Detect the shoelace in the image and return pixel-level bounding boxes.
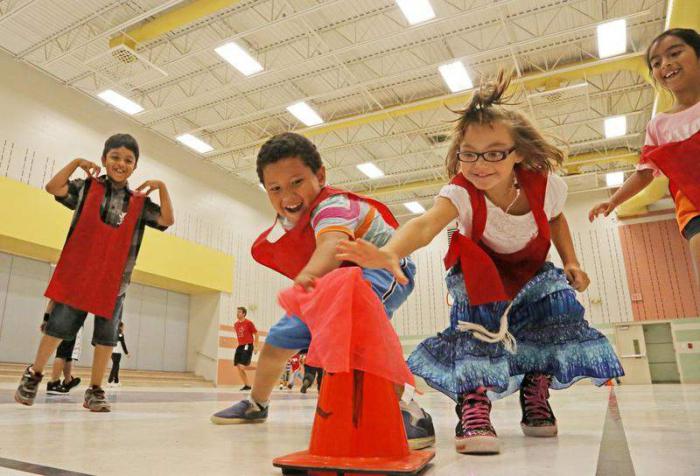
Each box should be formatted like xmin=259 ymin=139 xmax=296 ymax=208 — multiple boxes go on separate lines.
xmin=461 ymin=388 xmax=492 ymax=431
xmin=523 ymin=375 xmax=552 ymax=420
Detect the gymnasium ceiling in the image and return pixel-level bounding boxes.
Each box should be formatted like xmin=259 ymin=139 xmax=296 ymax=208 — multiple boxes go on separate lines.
xmin=0 ymin=0 xmax=668 ymax=218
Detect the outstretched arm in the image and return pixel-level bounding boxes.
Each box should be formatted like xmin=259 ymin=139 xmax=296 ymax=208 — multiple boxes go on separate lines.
xmin=294 ymin=230 xmax=350 ymax=290
xmin=589 ymin=169 xmax=654 ymax=221
xmin=337 ymin=197 xmax=458 ymax=284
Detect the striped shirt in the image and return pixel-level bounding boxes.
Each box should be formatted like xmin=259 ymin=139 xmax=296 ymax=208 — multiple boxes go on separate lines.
xmin=56 ymin=175 xmax=167 ymax=295
xmin=310 ymin=194 xmax=395 ymax=247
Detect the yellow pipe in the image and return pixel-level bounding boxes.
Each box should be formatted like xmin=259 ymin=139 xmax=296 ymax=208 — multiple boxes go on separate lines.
xmin=615 ymin=0 xmax=699 ymax=217
xmin=304 ymin=53 xmax=648 ymax=139
xmin=109 ymin=0 xmax=242 ymax=49
xmin=365 ymin=150 xmax=640 ymax=197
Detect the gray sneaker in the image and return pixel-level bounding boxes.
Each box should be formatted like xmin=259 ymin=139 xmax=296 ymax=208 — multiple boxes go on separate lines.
xmin=83 ymin=386 xmax=111 ymax=412
xmin=15 ymin=365 xmax=43 ymax=406
xmin=401 ymin=401 xmax=436 ymax=450
xmin=211 ymin=399 xmax=268 ymax=424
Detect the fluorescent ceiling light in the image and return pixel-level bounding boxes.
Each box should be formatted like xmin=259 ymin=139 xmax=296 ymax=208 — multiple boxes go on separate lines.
xmin=438 ymin=61 xmax=473 ymax=93
xmin=396 ymin=0 xmax=435 ymax=25
xmin=604 ymin=115 xmax=627 ymax=138
xmin=97 ymin=90 xmax=143 ymax=115
xmin=597 ymin=19 xmax=627 ymax=58
xmin=286 ymin=101 xmax=324 ymax=126
xmin=356 ymin=162 xmax=385 ymax=179
xmin=176 ymin=134 xmax=214 ymax=153
xmin=606 ymin=171 xmax=625 ymax=187
xmin=215 ymin=42 xmax=263 ymax=76
xmin=404 ymin=201 xmax=426 ymax=214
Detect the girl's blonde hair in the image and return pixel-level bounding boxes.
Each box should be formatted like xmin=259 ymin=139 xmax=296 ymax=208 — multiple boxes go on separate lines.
xmin=445 ymin=70 xmax=566 ymax=178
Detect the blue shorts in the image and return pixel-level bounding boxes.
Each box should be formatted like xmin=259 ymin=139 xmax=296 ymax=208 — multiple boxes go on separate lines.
xmin=682 ymin=215 xmax=700 ymax=240
xmin=266 ymin=259 xmax=416 ymax=350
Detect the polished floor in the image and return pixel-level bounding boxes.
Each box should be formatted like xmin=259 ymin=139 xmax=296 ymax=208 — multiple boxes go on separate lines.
xmin=0 ymin=382 xmax=697 ymax=475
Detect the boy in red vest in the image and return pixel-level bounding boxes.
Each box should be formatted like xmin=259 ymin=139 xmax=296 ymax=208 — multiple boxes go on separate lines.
xmin=15 ymin=133 xmax=174 ymax=412
xmin=210 ymin=132 xmax=435 ymax=450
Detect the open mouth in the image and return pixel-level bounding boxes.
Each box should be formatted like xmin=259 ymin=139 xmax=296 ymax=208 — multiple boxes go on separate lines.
xmin=663 ymin=69 xmax=680 ymax=80
xmin=283 ymin=203 xmax=304 ymax=214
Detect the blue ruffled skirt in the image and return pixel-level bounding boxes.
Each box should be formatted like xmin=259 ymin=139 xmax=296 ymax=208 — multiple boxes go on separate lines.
xmin=407 ymin=263 xmax=624 ymax=402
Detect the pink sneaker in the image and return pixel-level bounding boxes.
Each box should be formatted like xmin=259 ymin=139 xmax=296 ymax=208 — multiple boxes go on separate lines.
xmin=454 ymin=387 xmax=499 ymax=454
xmin=519 ymin=373 xmax=557 ymax=437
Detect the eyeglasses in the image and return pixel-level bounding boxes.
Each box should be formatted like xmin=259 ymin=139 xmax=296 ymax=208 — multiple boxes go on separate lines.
xmin=456 ymin=147 xmax=516 ymax=163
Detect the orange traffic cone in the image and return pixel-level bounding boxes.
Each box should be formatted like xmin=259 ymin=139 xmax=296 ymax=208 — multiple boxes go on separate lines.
xmin=273 ymin=370 xmax=434 ymax=475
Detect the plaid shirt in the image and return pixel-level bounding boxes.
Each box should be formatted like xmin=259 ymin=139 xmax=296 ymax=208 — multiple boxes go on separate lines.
xmin=56 ymin=175 xmax=168 ymax=296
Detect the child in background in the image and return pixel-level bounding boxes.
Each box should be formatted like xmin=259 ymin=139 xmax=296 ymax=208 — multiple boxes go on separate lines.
xmin=108 ymin=321 xmax=129 ymax=386
xmin=15 ymin=133 xmax=174 ymax=412
xmin=285 ymin=353 xmax=303 ymax=390
xmin=338 ymin=71 xmax=623 ymax=455
xmin=42 ymin=302 xmax=82 ymax=395
xmin=590 ymin=28 xmax=700 ymax=281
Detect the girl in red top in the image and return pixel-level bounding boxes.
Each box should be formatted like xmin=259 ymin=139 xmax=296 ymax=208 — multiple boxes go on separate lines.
xmin=590 ymin=28 xmax=700 ymax=282
xmin=338 ymin=71 xmax=623 ymax=455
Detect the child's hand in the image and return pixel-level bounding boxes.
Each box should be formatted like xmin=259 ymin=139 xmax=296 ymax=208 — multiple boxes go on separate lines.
xmin=588 ymin=201 xmax=616 ymax=222
xmin=135 ymin=180 xmax=165 ymax=196
xmin=294 ymin=271 xmax=318 ymax=292
xmin=564 ymin=264 xmax=590 ymax=292
xmin=336 ymin=239 xmax=408 ymax=285
xmin=77 ymin=159 xmax=100 ymax=178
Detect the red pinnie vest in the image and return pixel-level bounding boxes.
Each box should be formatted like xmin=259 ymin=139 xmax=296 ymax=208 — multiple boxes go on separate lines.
xmin=45 ymin=179 xmax=145 ymax=318
xmin=251 ymin=186 xmax=399 ymax=279
xmin=443 ymin=168 xmax=551 ymax=305
xmin=640 ymin=129 xmax=700 ymax=211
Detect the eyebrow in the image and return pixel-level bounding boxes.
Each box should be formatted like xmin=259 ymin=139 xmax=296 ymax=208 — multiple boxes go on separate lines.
xmin=460 ymin=141 xmax=511 ymax=149
xmin=649 ymin=43 xmax=685 ymax=61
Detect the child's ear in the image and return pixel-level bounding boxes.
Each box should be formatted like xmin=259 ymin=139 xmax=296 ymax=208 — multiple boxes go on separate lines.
xmin=316 ymin=166 xmax=326 ymax=186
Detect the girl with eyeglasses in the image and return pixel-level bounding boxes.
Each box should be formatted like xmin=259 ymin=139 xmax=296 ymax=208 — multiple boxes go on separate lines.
xmin=337 ymin=70 xmax=623 ymax=456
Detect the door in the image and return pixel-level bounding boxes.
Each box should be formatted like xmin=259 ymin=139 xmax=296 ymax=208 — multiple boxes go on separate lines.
xmin=643 ymin=323 xmax=681 ymax=383
xmin=614 ymin=324 xmax=652 ymax=384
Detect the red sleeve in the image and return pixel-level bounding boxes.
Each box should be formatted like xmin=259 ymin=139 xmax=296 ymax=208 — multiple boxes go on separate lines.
xmin=249 ymin=321 xmax=257 ymax=334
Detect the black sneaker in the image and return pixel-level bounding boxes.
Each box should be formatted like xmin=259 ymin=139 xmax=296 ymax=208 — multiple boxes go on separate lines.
xmin=63 ymin=377 xmax=81 ymax=392
xmin=240 ymin=385 xmax=251 ymax=391
xmin=210 ymin=399 xmax=268 ymax=424
xmin=15 ymin=365 xmax=43 ymax=406
xmin=83 ymin=386 xmax=111 ymax=412
xmin=400 ymin=401 xmax=436 ymax=450
xmin=519 ymin=373 xmax=557 ymax=437
xmin=300 ymin=378 xmax=312 ymax=394
xmin=47 ymin=380 xmax=68 ymax=395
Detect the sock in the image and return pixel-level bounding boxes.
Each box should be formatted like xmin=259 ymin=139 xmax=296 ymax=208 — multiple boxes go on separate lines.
xmin=248 ymin=396 xmax=269 ymax=409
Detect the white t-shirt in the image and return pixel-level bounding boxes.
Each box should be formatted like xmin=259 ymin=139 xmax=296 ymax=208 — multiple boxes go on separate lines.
xmin=438 ymin=173 xmax=568 ymax=254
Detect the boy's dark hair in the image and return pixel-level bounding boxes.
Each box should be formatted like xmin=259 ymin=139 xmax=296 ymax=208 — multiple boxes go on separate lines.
xmin=646 ymin=28 xmax=700 ymax=71
xmin=256 ymin=132 xmax=322 ymax=183
xmin=237 ymin=306 xmax=247 ymax=316
xmin=102 ymin=133 xmax=140 ymax=162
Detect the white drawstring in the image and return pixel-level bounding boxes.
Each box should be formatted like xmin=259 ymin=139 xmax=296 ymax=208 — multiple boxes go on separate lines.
xmin=456 ymin=303 xmax=517 ymax=353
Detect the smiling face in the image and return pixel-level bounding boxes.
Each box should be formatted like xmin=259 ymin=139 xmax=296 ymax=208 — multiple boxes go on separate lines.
xmin=101 ymin=146 xmax=137 ymax=185
xmin=261 ymin=156 xmax=326 ymax=226
xmin=648 ymin=35 xmax=700 ymax=95
xmin=458 ymin=121 xmax=522 ymax=191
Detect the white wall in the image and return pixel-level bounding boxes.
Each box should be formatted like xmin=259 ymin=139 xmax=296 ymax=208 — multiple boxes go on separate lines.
xmin=188 ymin=293 xmax=221 ymax=382
xmin=0 ymin=251 xmax=190 ymax=371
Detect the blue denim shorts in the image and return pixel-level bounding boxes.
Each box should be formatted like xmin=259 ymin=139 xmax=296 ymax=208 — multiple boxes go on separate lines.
xmin=44 ymin=295 xmax=124 ymax=347
xmin=266 ymin=259 xmax=417 ymax=350
xmin=682 ymin=215 xmax=700 ymax=240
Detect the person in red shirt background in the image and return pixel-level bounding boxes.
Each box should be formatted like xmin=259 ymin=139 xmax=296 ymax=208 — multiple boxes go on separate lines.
xmin=233 ymin=306 xmax=259 ymax=391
